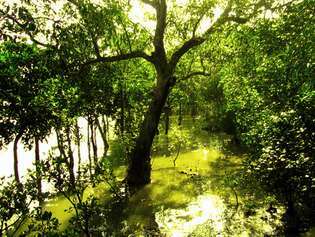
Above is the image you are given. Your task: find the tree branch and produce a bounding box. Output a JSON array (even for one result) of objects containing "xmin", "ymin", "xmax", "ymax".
[
  {"xmin": 179, "ymin": 71, "xmax": 211, "ymax": 82},
  {"xmin": 225, "ymin": 16, "xmax": 248, "ymax": 24},
  {"xmin": 170, "ymin": 0, "xmax": 252, "ymax": 69},
  {"xmin": 150, "ymin": 0, "xmax": 167, "ymax": 64},
  {"xmin": 192, "ymin": 12, "xmax": 206, "ymax": 37},
  {"xmin": 76, "ymin": 51, "xmax": 153, "ymax": 69},
  {"xmin": 171, "ymin": 0, "xmax": 275, "ymax": 69},
  {"xmin": 225, "ymin": 0, "xmax": 275, "ymax": 25},
  {"xmin": 170, "ymin": 1, "xmax": 233, "ymax": 69},
  {"xmin": 170, "ymin": 37, "xmax": 205, "ymax": 68},
  {"xmin": 203, "ymin": 0, "xmax": 233, "ymax": 35},
  {"xmin": 0, "ymin": 9, "xmax": 54, "ymax": 48},
  {"xmin": 90, "ymin": 34, "xmax": 101, "ymax": 58}
]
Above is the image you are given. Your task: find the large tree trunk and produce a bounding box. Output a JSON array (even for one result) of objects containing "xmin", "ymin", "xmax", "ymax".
[
  {"xmin": 126, "ymin": 76, "xmax": 173, "ymax": 188},
  {"xmin": 35, "ymin": 137, "xmax": 42, "ymax": 203},
  {"xmin": 13, "ymin": 130, "xmax": 23, "ymax": 184}
]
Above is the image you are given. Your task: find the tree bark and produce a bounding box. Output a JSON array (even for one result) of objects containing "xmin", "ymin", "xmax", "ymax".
[
  {"xmin": 66, "ymin": 126, "xmax": 76, "ymax": 188},
  {"xmin": 126, "ymin": 76, "xmax": 173, "ymax": 188},
  {"xmin": 55, "ymin": 129, "xmax": 64, "ymax": 187},
  {"xmin": 56, "ymin": 129, "xmax": 66, "ymax": 158},
  {"xmin": 105, "ymin": 116, "xmax": 110, "ymax": 142},
  {"xmin": 90, "ymin": 120, "xmax": 98, "ymax": 171},
  {"xmin": 178, "ymin": 102, "xmax": 182, "ymax": 126},
  {"xmin": 13, "ymin": 130, "xmax": 23, "ymax": 184},
  {"xmin": 35, "ymin": 137, "xmax": 42, "ymax": 203},
  {"xmin": 96, "ymin": 117, "xmax": 109, "ymax": 157},
  {"xmin": 87, "ymin": 117, "xmax": 93, "ymax": 179},
  {"xmin": 92, "ymin": 122, "xmax": 98, "ymax": 161},
  {"xmin": 58, "ymin": 127, "xmax": 76, "ymax": 188},
  {"xmin": 164, "ymin": 103, "xmax": 170, "ymax": 135},
  {"xmin": 104, "ymin": 116, "xmax": 110, "ymax": 154},
  {"xmin": 75, "ymin": 121, "xmax": 82, "ymax": 178},
  {"xmin": 119, "ymin": 78, "xmax": 125, "ymax": 135}
]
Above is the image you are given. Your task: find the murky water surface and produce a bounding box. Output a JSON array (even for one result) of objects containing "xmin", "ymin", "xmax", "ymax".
[
  {"xmin": 2, "ymin": 119, "xmax": 313, "ymax": 236},
  {"xmin": 121, "ymin": 132, "xmax": 286, "ymax": 236}
]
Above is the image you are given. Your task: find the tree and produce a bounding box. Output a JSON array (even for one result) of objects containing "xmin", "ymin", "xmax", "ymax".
[
  {"xmin": 1, "ymin": 0, "xmax": 280, "ymax": 189},
  {"xmin": 0, "ymin": 42, "xmax": 57, "ymax": 186}
]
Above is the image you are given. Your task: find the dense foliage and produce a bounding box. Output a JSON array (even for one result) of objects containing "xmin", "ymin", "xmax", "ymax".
[
  {"xmin": 220, "ymin": 0, "xmax": 315, "ymax": 230},
  {"xmin": 0, "ymin": 42, "xmax": 56, "ymax": 148}
]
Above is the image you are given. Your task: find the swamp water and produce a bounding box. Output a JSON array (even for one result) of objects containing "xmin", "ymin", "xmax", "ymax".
[
  {"xmin": 5, "ymin": 118, "xmax": 313, "ymax": 236},
  {"xmin": 43, "ymin": 131, "xmax": 287, "ymax": 236},
  {"xmin": 121, "ymin": 132, "xmax": 285, "ymax": 237}
]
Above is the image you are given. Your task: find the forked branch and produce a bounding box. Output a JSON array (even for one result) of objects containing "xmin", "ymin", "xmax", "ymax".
[
  {"xmin": 169, "ymin": 1, "xmax": 233, "ymax": 69},
  {"xmin": 169, "ymin": 0, "xmax": 276, "ymax": 69}
]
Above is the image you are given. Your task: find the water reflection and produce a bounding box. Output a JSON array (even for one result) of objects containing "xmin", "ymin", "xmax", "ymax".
[
  {"xmin": 125, "ymin": 137, "xmax": 284, "ymax": 237},
  {"xmin": 156, "ymin": 194, "xmax": 225, "ymax": 237}
]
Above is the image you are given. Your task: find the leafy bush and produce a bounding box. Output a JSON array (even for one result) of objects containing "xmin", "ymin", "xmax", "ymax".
[{"xmin": 0, "ymin": 174, "xmax": 58, "ymax": 236}]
